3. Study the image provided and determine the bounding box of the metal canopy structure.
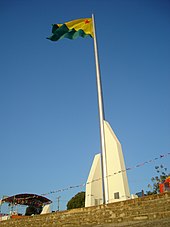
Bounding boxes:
[1,194,52,207]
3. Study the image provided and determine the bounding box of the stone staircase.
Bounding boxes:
[0,192,170,227]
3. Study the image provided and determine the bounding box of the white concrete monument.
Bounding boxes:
[85,120,130,207]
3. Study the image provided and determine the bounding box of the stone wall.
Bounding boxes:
[0,192,170,227]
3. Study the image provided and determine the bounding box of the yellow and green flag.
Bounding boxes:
[47,18,94,41]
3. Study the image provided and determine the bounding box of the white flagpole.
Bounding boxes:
[92,14,109,204]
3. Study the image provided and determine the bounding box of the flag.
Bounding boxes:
[47,18,93,41]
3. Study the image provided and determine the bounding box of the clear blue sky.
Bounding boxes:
[0,0,170,211]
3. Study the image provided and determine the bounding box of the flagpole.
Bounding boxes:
[92,14,109,204]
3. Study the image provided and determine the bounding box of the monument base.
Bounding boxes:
[85,120,130,207]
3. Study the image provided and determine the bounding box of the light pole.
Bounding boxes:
[56,196,61,211]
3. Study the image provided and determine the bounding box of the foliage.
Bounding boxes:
[67,191,85,210]
[25,206,42,216]
[147,165,169,195]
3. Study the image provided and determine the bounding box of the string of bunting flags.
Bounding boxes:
[41,152,170,196]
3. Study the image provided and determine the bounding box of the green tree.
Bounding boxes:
[147,165,169,195]
[67,192,85,210]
